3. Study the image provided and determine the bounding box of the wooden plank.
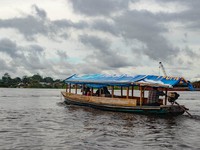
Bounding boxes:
[139,106,160,110]
[63,92,137,106]
[61,92,163,110]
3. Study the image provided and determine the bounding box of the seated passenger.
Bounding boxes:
[103,87,111,97]
[85,87,91,96]
[147,87,165,106]
[95,88,103,96]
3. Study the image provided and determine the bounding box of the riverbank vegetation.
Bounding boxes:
[0,73,64,88]
[1,72,200,89]
[192,81,200,89]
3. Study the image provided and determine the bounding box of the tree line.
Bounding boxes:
[1,72,199,89]
[192,81,200,89]
[0,73,65,88]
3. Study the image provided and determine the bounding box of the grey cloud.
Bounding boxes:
[182,46,199,58]
[99,53,130,68]
[0,58,10,71]
[0,38,47,73]
[71,0,199,63]
[29,44,44,53]
[0,15,49,40]
[113,10,179,62]
[1,0,199,78]
[53,20,88,29]
[0,39,45,70]
[113,10,166,39]
[155,0,200,30]
[75,7,180,62]
[79,34,111,52]
[70,0,131,16]
[91,20,117,35]
[0,38,19,57]
[57,50,68,60]
[60,33,68,39]
[22,44,46,70]
[143,37,180,61]
[0,5,88,40]
[74,63,102,74]
[79,34,130,69]
[85,51,130,70]
[32,5,47,19]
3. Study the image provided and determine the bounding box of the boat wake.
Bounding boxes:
[56,102,67,107]
[191,115,200,120]
[184,114,200,121]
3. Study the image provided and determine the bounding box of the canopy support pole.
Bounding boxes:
[66,83,68,93]
[91,87,94,96]
[131,85,134,98]
[99,88,101,96]
[126,86,129,99]
[121,86,123,97]
[82,84,85,95]
[140,86,144,107]
[164,88,168,105]
[75,84,77,94]
[69,83,71,93]
[111,86,114,98]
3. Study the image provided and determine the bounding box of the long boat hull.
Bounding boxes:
[61,92,185,116]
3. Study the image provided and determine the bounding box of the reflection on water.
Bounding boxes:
[0,88,199,150]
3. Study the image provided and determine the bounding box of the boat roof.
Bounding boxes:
[65,74,194,90]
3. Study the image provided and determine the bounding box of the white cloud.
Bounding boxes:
[129,0,188,14]
[0,0,199,80]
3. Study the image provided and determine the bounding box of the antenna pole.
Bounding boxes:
[159,62,167,76]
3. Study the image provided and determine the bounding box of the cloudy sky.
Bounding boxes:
[0,0,199,80]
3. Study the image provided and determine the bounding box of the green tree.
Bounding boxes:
[43,77,54,83]
[31,74,43,82]
[22,76,31,85]
[12,77,22,87]
[2,73,12,87]
[29,80,42,88]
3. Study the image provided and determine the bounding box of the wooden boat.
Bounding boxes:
[61,74,194,116]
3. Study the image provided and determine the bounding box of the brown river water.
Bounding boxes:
[0,88,200,150]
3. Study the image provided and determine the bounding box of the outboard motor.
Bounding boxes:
[168,92,180,103]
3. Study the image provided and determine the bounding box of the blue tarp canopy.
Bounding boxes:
[65,74,194,90]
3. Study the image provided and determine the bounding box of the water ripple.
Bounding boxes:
[0,88,200,149]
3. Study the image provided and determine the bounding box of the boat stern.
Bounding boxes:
[160,105,185,116]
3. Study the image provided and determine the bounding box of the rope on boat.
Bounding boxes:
[60,92,63,101]
[167,92,193,118]
[174,101,193,118]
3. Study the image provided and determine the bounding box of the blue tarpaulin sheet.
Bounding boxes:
[65,74,194,90]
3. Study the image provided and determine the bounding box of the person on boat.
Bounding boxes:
[103,87,111,97]
[85,87,91,96]
[95,88,103,96]
[81,86,86,95]
[95,87,111,97]
[148,87,165,106]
